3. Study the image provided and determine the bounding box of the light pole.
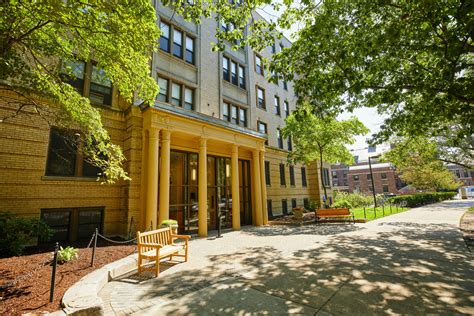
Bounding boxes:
[368,154,381,208]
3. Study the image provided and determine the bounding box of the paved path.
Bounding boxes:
[99,200,474,315]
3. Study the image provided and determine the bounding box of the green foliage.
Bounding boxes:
[333,191,373,209]
[0,212,53,257]
[160,219,178,227]
[56,246,79,264]
[388,192,457,208]
[273,0,473,146]
[0,1,159,183]
[282,103,368,204]
[383,136,463,191]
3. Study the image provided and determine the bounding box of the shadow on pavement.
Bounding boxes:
[240,223,362,237]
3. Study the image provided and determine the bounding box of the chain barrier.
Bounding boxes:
[96,232,137,244]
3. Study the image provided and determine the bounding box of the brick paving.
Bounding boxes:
[99,199,474,315]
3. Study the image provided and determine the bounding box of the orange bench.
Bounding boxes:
[137,227,190,277]
[315,208,355,224]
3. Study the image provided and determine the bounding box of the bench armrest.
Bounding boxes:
[139,242,163,248]
[172,234,191,240]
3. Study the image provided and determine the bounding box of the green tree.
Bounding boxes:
[282,103,369,206]
[0,0,277,183]
[383,136,463,191]
[273,0,473,146]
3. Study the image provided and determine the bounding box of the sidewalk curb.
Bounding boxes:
[60,254,139,315]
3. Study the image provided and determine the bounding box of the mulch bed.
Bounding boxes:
[0,240,137,315]
[269,212,316,225]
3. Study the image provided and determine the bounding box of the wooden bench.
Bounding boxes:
[315,208,355,224]
[137,227,190,277]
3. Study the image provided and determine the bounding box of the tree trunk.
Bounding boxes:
[319,150,328,208]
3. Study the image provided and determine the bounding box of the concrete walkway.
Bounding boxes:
[99,200,474,315]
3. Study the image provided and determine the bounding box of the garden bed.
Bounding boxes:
[269,212,316,225]
[0,240,136,315]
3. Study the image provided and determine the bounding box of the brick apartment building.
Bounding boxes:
[447,164,474,186]
[332,161,403,195]
[0,3,331,242]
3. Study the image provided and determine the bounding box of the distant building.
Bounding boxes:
[447,164,474,186]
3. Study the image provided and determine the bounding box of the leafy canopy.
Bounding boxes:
[383,136,462,191]
[273,0,474,145]
[282,103,369,166]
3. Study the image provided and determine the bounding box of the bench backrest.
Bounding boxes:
[137,227,172,253]
[316,208,350,216]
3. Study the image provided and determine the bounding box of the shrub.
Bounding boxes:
[0,212,53,257]
[387,192,456,207]
[333,191,373,208]
[160,219,178,227]
[56,246,79,264]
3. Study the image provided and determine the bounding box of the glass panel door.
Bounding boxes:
[239,160,252,225]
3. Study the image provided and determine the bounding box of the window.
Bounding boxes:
[265,161,271,186]
[289,165,295,186]
[282,199,288,215]
[185,36,194,64]
[381,173,387,179]
[41,207,103,242]
[160,22,170,52]
[291,198,297,209]
[60,60,85,92]
[231,61,238,85]
[223,57,230,81]
[171,83,181,106]
[257,86,266,109]
[255,54,264,75]
[323,168,330,187]
[332,171,338,178]
[184,88,194,110]
[157,75,195,110]
[284,101,289,117]
[303,198,309,209]
[368,145,376,153]
[283,79,288,90]
[301,167,307,187]
[159,20,195,64]
[46,128,101,178]
[238,65,245,89]
[271,43,276,54]
[222,101,247,127]
[267,200,273,218]
[280,43,285,52]
[90,65,112,106]
[463,169,469,178]
[367,174,372,180]
[277,128,283,149]
[279,163,286,186]
[258,120,268,144]
[287,137,293,151]
[173,29,183,58]
[383,185,389,193]
[157,77,168,102]
[353,155,359,163]
[274,96,281,116]
[223,56,246,89]
[353,175,359,181]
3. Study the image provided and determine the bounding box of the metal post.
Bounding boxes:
[368,156,377,208]
[91,228,98,267]
[50,242,59,303]
[216,205,223,238]
[396,204,398,212]
[390,203,392,213]
[374,206,377,218]
[382,205,385,216]
[363,207,366,219]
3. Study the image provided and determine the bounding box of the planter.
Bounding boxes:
[293,207,304,220]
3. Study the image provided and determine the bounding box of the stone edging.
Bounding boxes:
[60,253,139,315]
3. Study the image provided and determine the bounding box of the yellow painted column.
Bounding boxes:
[140,130,149,231]
[145,128,160,230]
[158,130,171,225]
[259,149,268,225]
[252,150,263,226]
[231,145,241,230]
[198,138,208,237]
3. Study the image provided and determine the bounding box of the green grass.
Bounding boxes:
[468,206,474,212]
[351,206,409,221]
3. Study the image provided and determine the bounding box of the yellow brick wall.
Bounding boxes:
[0,92,130,238]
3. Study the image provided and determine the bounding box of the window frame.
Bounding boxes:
[157,73,196,110]
[159,18,196,65]
[274,95,281,116]
[289,165,295,186]
[277,128,283,149]
[279,163,286,186]
[255,53,264,75]
[265,161,271,186]
[256,86,266,110]
[301,167,307,187]
[257,120,268,145]
[222,100,248,127]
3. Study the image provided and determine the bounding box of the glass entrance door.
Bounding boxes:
[239,159,252,225]
[207,156,232,231]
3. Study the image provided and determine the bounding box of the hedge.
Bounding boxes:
[387,192,457,208]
